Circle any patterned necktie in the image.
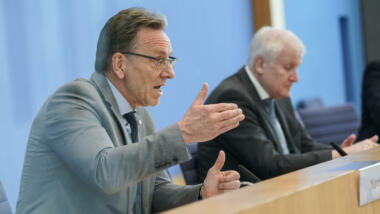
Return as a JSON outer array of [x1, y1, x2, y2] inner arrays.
[[122, 111, 142, 214], [263, 99, 289, 154]]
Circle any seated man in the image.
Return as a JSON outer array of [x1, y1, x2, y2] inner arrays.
[[197, 26, 378, 181], [16, 8, 244, 214], [358, 60, 380, 141]]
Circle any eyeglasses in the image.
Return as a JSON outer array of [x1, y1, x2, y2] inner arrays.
[[122, 52, 178, 70]]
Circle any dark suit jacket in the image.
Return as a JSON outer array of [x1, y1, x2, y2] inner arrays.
[[16, 72, 200, 214], [358, 60, 380, 141], [197, 67, 332, 181]]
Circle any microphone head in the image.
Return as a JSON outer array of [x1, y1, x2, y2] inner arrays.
[[237, 164, 261, 183]]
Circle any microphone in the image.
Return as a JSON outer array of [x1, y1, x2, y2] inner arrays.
[[237, 164, 261, 184], [330, 142, 347, 157]]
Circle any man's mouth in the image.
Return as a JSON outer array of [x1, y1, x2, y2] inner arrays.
[[153, 83, 165, 89], [153, 84, 165, 96]]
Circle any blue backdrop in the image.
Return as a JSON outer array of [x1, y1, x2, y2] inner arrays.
[[285, 0, 365, 107], [0, 0, 364, 210]]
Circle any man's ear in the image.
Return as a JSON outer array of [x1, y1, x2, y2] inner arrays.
[[254, 56, 265, 75], [111, 52, 127, 79]]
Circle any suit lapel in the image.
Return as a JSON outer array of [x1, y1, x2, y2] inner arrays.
[[90, 72, 137, 209], [236, 68, 282, 152], [90, 72, 130, 146]]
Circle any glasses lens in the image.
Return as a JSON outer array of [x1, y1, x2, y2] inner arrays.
[[155, 59, 165, 70], [156, 57, 177, 70], [169, 57, 177, 68]]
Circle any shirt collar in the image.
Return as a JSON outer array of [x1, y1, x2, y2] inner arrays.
[[245, 65, 270, 100], [106, 78, 134, 115]]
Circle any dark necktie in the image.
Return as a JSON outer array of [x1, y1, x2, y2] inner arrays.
[[123, 111, 138, 143], [263, 99, 289, 154], [122, 111, 142, 214]]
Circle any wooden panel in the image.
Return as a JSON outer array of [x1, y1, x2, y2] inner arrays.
[[163, 147, 380, 214], [252, 0, 272, 31]]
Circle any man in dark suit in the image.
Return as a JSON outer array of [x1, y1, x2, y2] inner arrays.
[[16, 8, 244, 214], [198, 26, 378, 181], [358, 60, 380, 141]]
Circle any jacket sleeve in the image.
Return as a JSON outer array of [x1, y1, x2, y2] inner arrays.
[[214, 89, 332, 179], [43, 81, 191, 194], [151, 171, 201, 212], [363, 62, 380, 135], [280, 98, 332, 153]]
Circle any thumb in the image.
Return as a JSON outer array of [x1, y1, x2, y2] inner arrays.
[[210, 150, 225, 172], [191, 82, 208, 106], [341, 134, 356, 148], [369, 135, 379, 143]]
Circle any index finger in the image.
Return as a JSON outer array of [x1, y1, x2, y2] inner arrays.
[[204, 103, 239, 112], [341, 134, 355, 148], [191, 82, 209, 106], [369, 135, 379, 143], [222, 170, 240, 182]]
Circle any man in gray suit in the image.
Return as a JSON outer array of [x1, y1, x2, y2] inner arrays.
[[198, 26, 378, 182], [16, 8, 244, 214]]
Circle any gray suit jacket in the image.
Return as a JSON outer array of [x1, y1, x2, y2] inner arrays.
[[198, 67, 332, 181], [16, 72, 200, 214]]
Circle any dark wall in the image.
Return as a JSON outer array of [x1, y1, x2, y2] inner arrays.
[[362, 0, 380, 63]]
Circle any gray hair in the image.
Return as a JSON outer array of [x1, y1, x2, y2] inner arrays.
[[95, 7, 167, 73], [247, 26, 306, 67]]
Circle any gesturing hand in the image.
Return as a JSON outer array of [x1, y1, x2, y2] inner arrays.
[[201, 151, 240, 199], [347, 135, 379, 153], [178, 83, 245, 143], [340, 134, 356, 148], [333, 134, 379, 158]]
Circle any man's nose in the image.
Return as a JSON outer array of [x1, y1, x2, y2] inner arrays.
[[161, 65, 175, 79], [290, 69, 299, 82]]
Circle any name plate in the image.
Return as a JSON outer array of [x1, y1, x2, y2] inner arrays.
[[359, 162, 380, 206]]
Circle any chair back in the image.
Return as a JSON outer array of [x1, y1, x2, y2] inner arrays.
[[179, 143, 199, 185], [297, 103, 360, 145], [297, 97, 324, 110]]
